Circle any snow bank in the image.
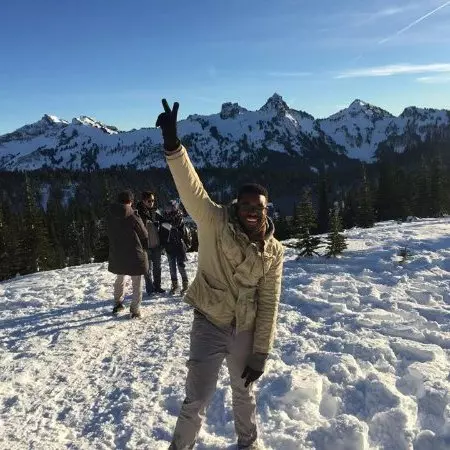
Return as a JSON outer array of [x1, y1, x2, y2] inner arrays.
[[1, 218, 449, 449]]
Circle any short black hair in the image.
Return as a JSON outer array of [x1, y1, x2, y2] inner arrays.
[[117, 190, 134, 204], [142, 191, 155, 201], [237, 183, 268, 201]]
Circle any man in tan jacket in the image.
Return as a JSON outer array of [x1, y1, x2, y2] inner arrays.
[[156, 100, 284, 450]]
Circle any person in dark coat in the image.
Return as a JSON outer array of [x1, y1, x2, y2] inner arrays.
[[159, 200, 191, 294], [136, 191, 166, 294], [108, 190, 149, 318]]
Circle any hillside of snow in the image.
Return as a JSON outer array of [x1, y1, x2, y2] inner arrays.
[[0, 95, 449, 171], [1, 218, 450, 449]]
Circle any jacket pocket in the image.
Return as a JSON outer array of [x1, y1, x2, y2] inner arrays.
[[200, 271, 228, 298], [196, 271, 234, 323]]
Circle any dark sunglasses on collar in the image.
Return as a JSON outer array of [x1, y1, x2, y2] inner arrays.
[[238, 204, 267, 214]]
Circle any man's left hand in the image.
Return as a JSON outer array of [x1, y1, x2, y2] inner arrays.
[[241, 366, 263, 387]]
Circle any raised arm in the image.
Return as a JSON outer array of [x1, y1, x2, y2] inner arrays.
[[156, 99, 222, 225]]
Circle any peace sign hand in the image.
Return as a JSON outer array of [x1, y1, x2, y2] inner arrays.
[[156, 99, 180, 152]]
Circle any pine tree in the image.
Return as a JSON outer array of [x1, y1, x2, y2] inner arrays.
[[0, 201, 10, 280], [92, 218, 109, 262], [429, 155, 448, 216], [289, 201, 301, 237], [292, 188, 322, 257], [298, 188, 316, 232], [394, 168, 412, 220], [14, 175, 57, 274], [317, 170, 330, 233], [91, 182, 112, 262], [46, 185, 67, 267], [65, 219, 84, 266], [2, 211, 22, 280], [376, 158, 397, 220], [413, 156, 432, 217], [325, 206, 347, 257], [356, 165, 375, 228], [342, 188, 358, 229], [273, 215, 291, 241]]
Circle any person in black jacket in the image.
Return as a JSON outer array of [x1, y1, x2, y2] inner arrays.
[[136, 191, 166, 294], [160, 201, 191, 294], [107, 190, 149, 318]]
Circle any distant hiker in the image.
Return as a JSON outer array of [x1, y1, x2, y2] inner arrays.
[[159, 200, 191, 295], [107, 190, 149, 318], [156, 99, 284, 450], [136, 191, 166, 294]]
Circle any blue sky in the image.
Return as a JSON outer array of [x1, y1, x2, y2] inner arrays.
[[1, 0, 450, 134]]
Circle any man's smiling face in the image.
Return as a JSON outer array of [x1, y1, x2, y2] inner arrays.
[[237, 193, 268, 232]]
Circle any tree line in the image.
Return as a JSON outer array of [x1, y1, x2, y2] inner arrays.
[[1, 138, 449, 281]]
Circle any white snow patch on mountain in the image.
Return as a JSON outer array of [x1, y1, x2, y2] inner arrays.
[[318, 100, 450, 161], [46, 115, 67, 124]]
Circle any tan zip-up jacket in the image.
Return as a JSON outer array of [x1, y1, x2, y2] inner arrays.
[[166, 145, 284, 363]]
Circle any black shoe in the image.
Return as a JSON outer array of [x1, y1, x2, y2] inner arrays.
[[153, 287, 166, 294], [112, 303, 125, 315], [180, 282, 189, 295], [169, 285, 179, 295], [130, 310, 142, 319]]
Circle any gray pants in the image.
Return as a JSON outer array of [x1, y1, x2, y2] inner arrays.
[[113, 274, 142, 312], [170, 311, 257, 449]]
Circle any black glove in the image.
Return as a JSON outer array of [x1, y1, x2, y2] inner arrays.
[[155, 98, 180, 152], [241, 365, 263, 387]]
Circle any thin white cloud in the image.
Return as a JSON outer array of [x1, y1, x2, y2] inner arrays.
[[417, 75, 450, 83], [379, 0, 450, 44], [336, 63, 450, 79], [378, 7, 406, 16], [316, 4, 417, 28], [362, 5, 415, 23], [268, 71, 312, 77]]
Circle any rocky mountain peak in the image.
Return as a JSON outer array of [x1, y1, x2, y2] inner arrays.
[[260, 93, 289, 114], [219, 102, 247, 119]]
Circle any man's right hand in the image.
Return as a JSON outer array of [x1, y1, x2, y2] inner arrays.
[[156, 99, 180, 152]]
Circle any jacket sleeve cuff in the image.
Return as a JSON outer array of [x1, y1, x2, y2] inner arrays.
[[247, 352, 268, 372], [164, 142, 183, 159]]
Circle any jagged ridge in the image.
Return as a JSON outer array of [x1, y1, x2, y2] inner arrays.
[[0, 95, 449, 171]]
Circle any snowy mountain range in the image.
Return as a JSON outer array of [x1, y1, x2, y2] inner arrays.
[[1, 94, 449, 171]]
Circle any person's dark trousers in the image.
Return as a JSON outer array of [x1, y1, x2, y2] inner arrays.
[[144, 247, 163, 293], [167, 252, 188, 286]]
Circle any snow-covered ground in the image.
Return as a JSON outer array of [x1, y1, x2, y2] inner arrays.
[[1, 218, 449, 449]]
